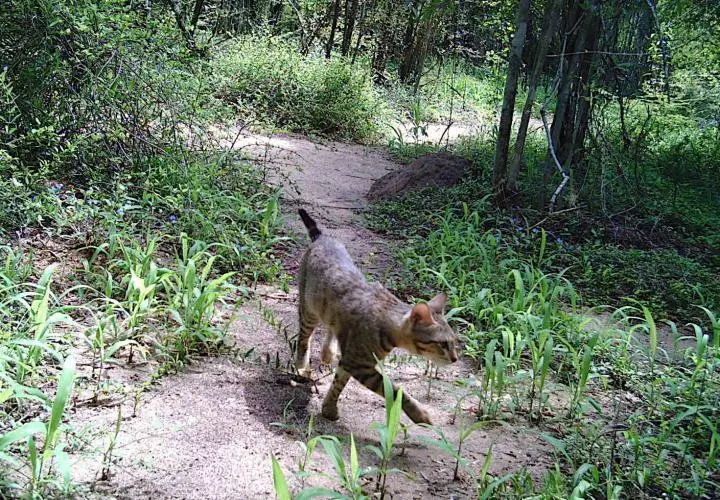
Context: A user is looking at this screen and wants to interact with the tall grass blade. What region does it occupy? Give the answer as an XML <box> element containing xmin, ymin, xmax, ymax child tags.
<box><xmin>44</xmin><ymin>354</ymin><xmax>76</xmax><ymax>461</ymax></box>
<box><xmin>271</xmin><ymin>454</ymin><xmax>292</xmax><ymax>500</ymax></box>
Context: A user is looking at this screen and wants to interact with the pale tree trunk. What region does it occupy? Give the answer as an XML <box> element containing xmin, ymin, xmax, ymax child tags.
<box><xmin>492</xmin><ymin>0</ymin><xmax>531</xmax><ymax>203</ymax></box>
<box><xmin>507</xmin><ymin>0</ymin><xmax>562</xmax><ymax>193</ymax></box>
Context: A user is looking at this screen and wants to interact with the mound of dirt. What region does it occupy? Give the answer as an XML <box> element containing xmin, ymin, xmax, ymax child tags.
<box><xmin>367</xmin><ymin>152</ymin><xmax>471</xmax><ymax>201</ymax></box>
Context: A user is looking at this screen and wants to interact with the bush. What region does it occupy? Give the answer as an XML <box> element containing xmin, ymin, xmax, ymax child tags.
<box><xmin>214</xmin><ymin>37</ymin><xmax>382</xmax><ymax>141</ymax></box>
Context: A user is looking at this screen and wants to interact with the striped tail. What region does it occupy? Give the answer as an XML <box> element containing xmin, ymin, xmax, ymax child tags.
<box><xmin>298</xmin><ymin>209</ymin><xmax>321</xmax><ymax>241</ymax></box>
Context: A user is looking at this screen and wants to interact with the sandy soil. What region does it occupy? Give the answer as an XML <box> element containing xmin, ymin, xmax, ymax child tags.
<box><xmin>66</xmin><ymin>130</ymin><xmax>556</xmax><ymax>499</ymax></box>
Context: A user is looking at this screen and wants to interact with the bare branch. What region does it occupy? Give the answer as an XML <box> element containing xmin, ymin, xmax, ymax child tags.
<box><xmin>541</xmin><ymin>107</ymin><xmax>570</xmax><ymax>214</ymax></box>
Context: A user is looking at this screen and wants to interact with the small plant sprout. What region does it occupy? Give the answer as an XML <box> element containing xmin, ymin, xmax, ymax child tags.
<box><xmin>367</xmin><ymin>374</ymin><xmax>405</xmax><ymax>499</ymax></box>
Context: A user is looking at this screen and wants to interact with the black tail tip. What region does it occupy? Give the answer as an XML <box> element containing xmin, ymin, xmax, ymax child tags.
<box><xmin>298</xmin><ymin>208</ymin><xmax>321</xmax><ymax>241</ymax></box>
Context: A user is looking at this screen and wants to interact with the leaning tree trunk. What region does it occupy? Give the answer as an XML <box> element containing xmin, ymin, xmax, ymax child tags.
<box><xmin>492</xmin><ymin>0</ymin><xmax>531</xmax><ymax>203</ymax></box>
<box><xmin>326</xmin><ymin>0</ymin><xmax>342</xmax><ymax>58</ymax></box>
<box><xmin>507</xmin><ymin>0</ymin><xmax>563</xmax><ymax>193</ymax></box>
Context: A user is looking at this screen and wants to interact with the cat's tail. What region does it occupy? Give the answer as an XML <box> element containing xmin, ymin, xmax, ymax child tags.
<box><xmin>298</xmin><ymin>208</ymin><xmax>322</xmax><ymax>241</ymax></box>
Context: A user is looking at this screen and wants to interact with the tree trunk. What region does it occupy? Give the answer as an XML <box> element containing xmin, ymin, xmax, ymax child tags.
<box><xmin>492</xmin><ymin>0</ymin><xmax>531</xmax><ymax>203</ymax></box>
<box><xmin>398</xmin><ymin>1</ymin><xmax>420</xmax><ymax>82</ymax></box>
<box><xmin>553</xmin><ymin>6</ymin><xmax>599</xmax><ymax>168</ymax></box>
<box><xmin>269</xmin><ymin>0</ymin><xmax>284</xmax><ymax>26</ymax></box>
<box><xmin>326</xmin><ymin>0</ymin><xmax>342</xmax><ymax>58</ymax></box>
<box><xmin>507</xmin><ymin>0</ymin><xmax>563</xmax><ymax>193</ymax></box>
<box><xmin>190</xmin><ymin>0</ymin><xmax>206</xmax><ymax>33</ymax></box>
<box><xmin>372</xmin><ymin>0</ymin><xmax>395</xmax><ymax>83</ymax></box>
<box><xmin>542</xmin><ymin>0</ymin><xmax>600</xmax><ymax>208</ymax></box>
<box><xmin>168</xmin><ymin>0</ymin><xmax>197</xmax><ymax>51</ymax></box>
<box><xmin>341</xmin><ymin>0</ymin><xmax>359</xmax><ymax>56</ymax></box>
<box><xmin>351</xmin><ymin>0</ymin><xmax>369</xmax><ymax>64</ymax></box>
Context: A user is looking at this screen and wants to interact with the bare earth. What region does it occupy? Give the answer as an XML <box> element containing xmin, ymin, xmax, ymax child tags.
<box><xmin>67</xmin><ymin>129</ymin><xmax>555</xmax><ymax>499</ymax></box>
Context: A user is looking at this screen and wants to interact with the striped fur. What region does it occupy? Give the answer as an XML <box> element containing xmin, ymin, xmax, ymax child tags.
<box><xmin>295</xmin><ymin>210</ymin><xmax>459</xmax><ymax>425</ymax></box>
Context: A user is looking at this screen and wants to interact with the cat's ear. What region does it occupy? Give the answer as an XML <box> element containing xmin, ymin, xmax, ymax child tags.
<box><xmin>410</xmin><ymin>303</ymin><xmax>434</xmax><ymax>326</ymax></box>
<box><xmin>427</xmin><ymin>293</ymin><xmax>447</xmax><ymax>313</ymax></box>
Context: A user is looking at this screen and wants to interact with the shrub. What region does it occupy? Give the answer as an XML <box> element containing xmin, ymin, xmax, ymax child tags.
<box><xmin>214</xmin><ymin>37</ymin><xmax>382</xmax><ymax>141</ymax></box>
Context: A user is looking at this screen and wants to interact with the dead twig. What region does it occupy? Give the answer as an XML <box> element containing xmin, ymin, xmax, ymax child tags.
<box><xmin>528</xmin><ymin>205</ymin><xmax>583</xmax><ymax>231</ymax></box>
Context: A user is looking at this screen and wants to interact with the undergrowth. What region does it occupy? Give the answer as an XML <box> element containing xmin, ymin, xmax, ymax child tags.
<box><xmin>363</xmin><ymin>199</ymin><xmax>720</xmax><ymax>497</ymax></box>
<box><xmin>0</xmin><ymin>4</ymin><xmax>286</xmax><ymax>494</ymax></box>
<box><xmin>371</xmin><ymin>125</ymin><xmax>720</xmax><ymax>322</ymax></box>
<box><xmin>0</xmin><ymin>229</ymin><xmax>245</xmax><ymax>494</ymax></box>
<box><xmin>360</xmin><ymin>121</ymin><xmax>720</xmax><ymax>496</ymax></box>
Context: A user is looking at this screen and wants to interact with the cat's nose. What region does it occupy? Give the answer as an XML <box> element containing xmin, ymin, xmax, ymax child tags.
<box><xmin>449</xmin><ymin>349</ymin><xmax>458</xmax><ymax>363</ymax></box>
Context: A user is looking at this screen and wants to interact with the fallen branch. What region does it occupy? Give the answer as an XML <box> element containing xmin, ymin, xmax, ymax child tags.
<box><xmin>541</xmin><ymin>108</ymin><xmax>570</xmax><ymax>213</ymax></box>
<box><xmin>528</xmin><ymin>205</ymin><xmax>583</xmax><ymax>231</ymax></box>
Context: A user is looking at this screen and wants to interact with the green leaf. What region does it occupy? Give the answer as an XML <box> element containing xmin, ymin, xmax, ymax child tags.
<box><xmin>271</xmin><ymin>454</ymin><xmax>292</xmax><ymax>500</ymax></box>
<box><xmin>349</xmin><ymin>433</ymin><xmax>359</xmax><ymax>479</ymax></box>
<box><xmin>44</xmin><ymin>355</ymin><xmax>76</xmax><ymax>460</ymax></box>
<box><xmin>54</xmin><ymin>447</ymin><xmax>72</xmax><ymax>490</ymax></box>
<box><xmin>0</xmin><ymin>421</ymin><xmax>46</xmax><ymax>451</ymax></box>
<box><xmin>296</xmin><ymin>487</ymin><xmax>346</xmax><ymax>500</ymax></box>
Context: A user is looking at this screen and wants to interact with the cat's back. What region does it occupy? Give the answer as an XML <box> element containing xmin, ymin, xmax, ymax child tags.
<box><xmin>302</xmin><ymin>234</ymin><xmax>365</xmax><ymax>288</ymax></box>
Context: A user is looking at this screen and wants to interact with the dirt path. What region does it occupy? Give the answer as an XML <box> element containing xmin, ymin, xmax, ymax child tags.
<box><xmin>68</xmin><ymin>132</ymin><xmax>554</xmax><ymax>499</ymax></box>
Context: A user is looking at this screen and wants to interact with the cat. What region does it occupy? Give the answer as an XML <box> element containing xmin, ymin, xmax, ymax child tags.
<box><xmin>295</xmin><ymin>208</ymin><xmax>459</xmax><ymax>425</ymax></box>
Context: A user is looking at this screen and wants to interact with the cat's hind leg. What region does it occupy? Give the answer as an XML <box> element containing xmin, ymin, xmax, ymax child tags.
<box><xmin>321</xmin><ymin>366</ymin><xmax>351</xmax><ymax>420</ymax></box>
<box><xmin>295</xmin><ymin>305</ymin><xmax>319</xmax><ymax>377</ymax></box>
<box><xmin>347</xmin><ymin>364</ymin><xmax>433</xmax><ymax>425</ymax></box>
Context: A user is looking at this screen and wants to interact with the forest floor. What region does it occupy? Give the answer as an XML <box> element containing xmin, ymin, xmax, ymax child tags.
<box><xmin>62</xmin><ymin>124</ymin><xmax>563</xmax><ymax>499</ymax></box>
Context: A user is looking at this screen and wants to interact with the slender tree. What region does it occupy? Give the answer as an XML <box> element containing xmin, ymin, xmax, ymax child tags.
<box><xmin>341</xmin><ymin>0</ymin><xmax>360</xmax><ymax>56</ymax></box>
<box><xmin>492</xmin><ymin>0</ymin><xmax>531</xmax><ymax>202</ymax></box>
<box><xmin>327</xmin><ymin>0</ymin><xmax>343</xmax><ymax>58</ymax></box>
<box><xmin>507</xmin><ymin>0</ymin><xmax>562</xmax><ymax>193</ymax></box>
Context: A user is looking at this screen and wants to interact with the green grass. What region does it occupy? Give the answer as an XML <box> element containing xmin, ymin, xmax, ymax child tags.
<box><xmin>364</xmin><ymin>198</ymin><xmax>719</xmax><ymax>497</ymax></box>
<box><xmin>0</xmin><ymin>227</ymin><xmax>253</xmax><ymax>495</ymax></box>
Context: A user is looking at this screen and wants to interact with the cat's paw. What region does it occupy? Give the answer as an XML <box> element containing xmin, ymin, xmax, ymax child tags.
<box><xmin>321</xmin><ymin>404</ymin><xmax>340</xmax><ymax>421</ymax></box>
<box><xmin>411</xmin><ymin>409</ymin><xmax>433</xmax><ymax>426</ymax></box>
<box><xmin>296</xmin><ymin>366</ymin><xmax>313</xmax><ymax>379</ymax></box>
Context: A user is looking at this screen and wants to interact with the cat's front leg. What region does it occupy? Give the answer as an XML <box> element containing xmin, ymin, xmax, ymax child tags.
<box><xmin>350</xmin><ymin>366</ymin><xmax>433</xmax><ymax>425</ymax></box>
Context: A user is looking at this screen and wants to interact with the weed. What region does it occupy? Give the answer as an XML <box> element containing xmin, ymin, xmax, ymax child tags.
<box><xmin>367</xmin><ymin>375</ymin><xmax>404</xmax><ymax>499</ymax></box>
<box><xmin>163</xmin><ymin>234</ymin><xmax>236</xmax><ymax>360</ymax></box>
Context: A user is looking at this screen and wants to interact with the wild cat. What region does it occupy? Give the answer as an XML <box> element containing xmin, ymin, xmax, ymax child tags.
<box><xmin>295</xmin><ymin>209</ymin><xmax>459</xmax><ymax>425</ymax></box>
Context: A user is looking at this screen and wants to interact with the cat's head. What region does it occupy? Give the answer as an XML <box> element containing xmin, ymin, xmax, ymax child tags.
<box><xmin>404</xmin><ymin>293</ymin><xmax>459</xmax><ymax>365</ymax></box>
